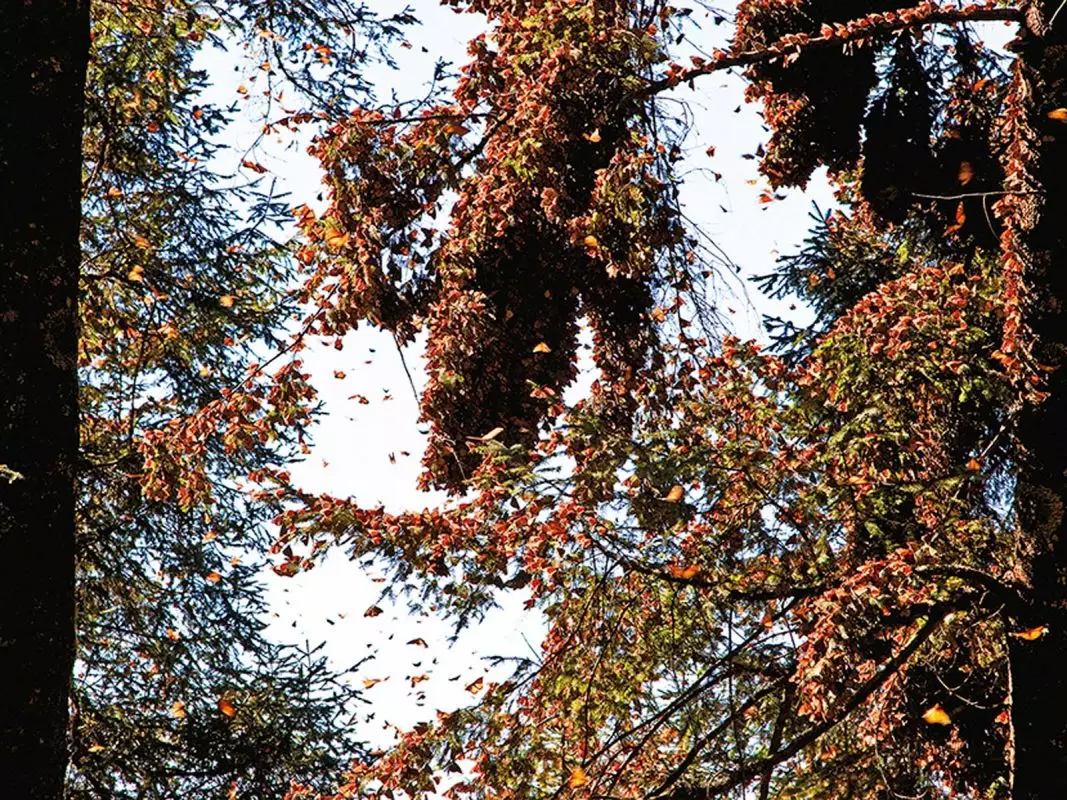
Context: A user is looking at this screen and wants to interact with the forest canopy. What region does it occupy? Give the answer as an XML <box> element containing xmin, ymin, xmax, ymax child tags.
<box><xmin>270</xmin><ymin>2</ymin><xmax>1067</xmax><ymax>798</ymax></box>
<box><xmin>7</xmin><ymin>0</ymin><xmax>1067</xmax><ymax>799</ymax></box>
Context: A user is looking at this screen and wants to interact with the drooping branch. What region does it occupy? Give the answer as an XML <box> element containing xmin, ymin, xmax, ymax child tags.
<box><xmin>647</xmin><ymin>3</ymin><xmax>1022</xmax><ymax>95</ymax></box>
<box><xmin>599</xmin><ymin>539</ymin><xmax>828</xmax><ymax>601</ymax></box>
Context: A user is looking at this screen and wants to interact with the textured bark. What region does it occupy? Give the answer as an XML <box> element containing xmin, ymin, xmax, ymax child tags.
<box><xmin>1009</xmin><ymin>3</ymin><xmax>1067</xmax><ymax>797</ymax></box>
<box><xmin>0</xmin><ymin>1</ymin><xmax>88</xmax><ymax>796</ymax></box>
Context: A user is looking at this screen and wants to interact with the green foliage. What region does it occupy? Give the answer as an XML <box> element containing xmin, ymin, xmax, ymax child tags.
<box><xmin>65</xmin><ymin>0</ymin><xmax>1065</xmax><ymax>798</ymax></box>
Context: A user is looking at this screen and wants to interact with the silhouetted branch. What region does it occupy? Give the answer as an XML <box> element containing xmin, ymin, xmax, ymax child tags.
<box><xmin>647</xmin><ymin>3</ymin><xmax>1022</xmax><ymax>95</ymax></box>
<box><xmin>653</xmin><ymin>607</ymin><xmax>947</xmax><ymax>799</ymax></box>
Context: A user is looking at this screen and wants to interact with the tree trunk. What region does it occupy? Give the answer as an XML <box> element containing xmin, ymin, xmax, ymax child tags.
<box><xmin>0</xmin><ymin>1</ymin><xmax>88</xmax><ymax>796</ymax></box>
<box><xmin>1009</xmin><ymin>390</ymin><xmax>1067</xmax><ymax>798</ymax></box>
<box><xmin>1008</xmin><ymin>3</ymin><xmax>1067</xmax><ymax>797</ymax></box>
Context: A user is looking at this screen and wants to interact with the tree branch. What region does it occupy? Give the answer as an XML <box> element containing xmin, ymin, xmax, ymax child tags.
<box><xmin>600</xmin><ymin>541</ymin><xmax>827</xmax><ymax>601</ymax></box>
<box><xmin>646</xmin><ymin>3</ymin><xmax>1023</xmax><ymax>96</ymax></box>
<box><xmin>646</xmin><ymin>678</ymin><xmax>791</xmax><ymax>800</ymax></box>
<box><xmin>915</xmin><ymin>563</ymin><xmax>1037</xmax><ymax>617</ymax></box>
<box><xmin>758</xmin><ymin>682</ymin><xmax>795</xmax><ymax>800</ymax></box>
<box><xmin>657</xmin><ymin>607</ymin><xmax>948</xmax><ymax>799</ymax></box>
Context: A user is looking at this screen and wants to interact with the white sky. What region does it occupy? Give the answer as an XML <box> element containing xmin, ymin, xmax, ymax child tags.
<box><xmin>202</xmin><ymin>0</ymin><xmax>837</xmax><ymax>753</ymax></box>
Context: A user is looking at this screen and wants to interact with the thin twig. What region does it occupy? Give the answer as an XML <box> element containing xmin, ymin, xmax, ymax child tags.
<box><xmin>393</xmin><ymin>332</ymin><xmax>420</xmax><ymax>405</ymax></box>
<box><xmin>1050</xmin><ymin>0</ymin><xmax>1067</xmax><ymax>30</ymax></box>
<box><xmin>911</xmin><ymin>189</ymin><xmax>1044</xmax><ymax>201</ymax></box>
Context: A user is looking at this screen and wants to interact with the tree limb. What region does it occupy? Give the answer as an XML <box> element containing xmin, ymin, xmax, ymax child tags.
<box><xmin>655</xmin><ymin>607</ymin><xmax>948</xmax><ymax>799</ymax></box>
<box><xmin>646</xmin><ymin>3</ymin><xmax>1022</xmax><ymax>96</ymax></box>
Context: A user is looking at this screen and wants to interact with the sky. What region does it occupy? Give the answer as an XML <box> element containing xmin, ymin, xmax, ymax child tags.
<box><xmin>202</xmin><ymin>0</ymin><xmax>838</xmax><ymax>754</ymax></box>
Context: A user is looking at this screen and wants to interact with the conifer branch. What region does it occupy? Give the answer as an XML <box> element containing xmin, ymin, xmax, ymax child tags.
<box><xmin>647</xmin><ymin>3</ymin><xmax>1023</xmax><ymax>95</ymax></box>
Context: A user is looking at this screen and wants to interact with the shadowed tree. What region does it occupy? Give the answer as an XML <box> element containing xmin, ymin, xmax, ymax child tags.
<box><xmin>4</xmin><ymin>0</ymin><xmax>415</xmax><ymax>796</ymax></box>
<box><xmin>0</xmin><ymin>2</ymin><xmax>88</xmax><ymax>796</ymax></box>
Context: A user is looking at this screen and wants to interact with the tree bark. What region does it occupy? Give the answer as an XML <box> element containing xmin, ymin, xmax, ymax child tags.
<box><xmin>0</xmin><ymin>1</ymin><xmax>88</xmax><ymax>796</ymax></box>
<box><xmin>1008</xmin><ymin>3</ymin><xmax>1067</xmax><ymax>797</ymax></box>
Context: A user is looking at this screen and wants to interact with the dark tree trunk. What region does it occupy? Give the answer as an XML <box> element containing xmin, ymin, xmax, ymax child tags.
<box><xmin>0</xmin><ymin>1</ymin><xmax>88</xmax><ymax>796</ymax></box>
<box><xmin>1010</xmin><ymin>392</ymin><xmax>1067</xmax><ymax>800</ymax></box>
<box><xmin>1008</xmin><ymin>3</ymin><xmax>1067</xmax><ymax>797</ymax></box>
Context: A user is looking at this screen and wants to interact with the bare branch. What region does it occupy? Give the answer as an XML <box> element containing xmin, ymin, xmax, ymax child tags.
<box><xmin>912</xmin><ymin>189</ymin><xmax>1045</xmax><ymax>201</ymax></box>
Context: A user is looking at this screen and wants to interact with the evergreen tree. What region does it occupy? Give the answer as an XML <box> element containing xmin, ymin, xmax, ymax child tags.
<box><xmin>1</xmin><ymin>1</ymin><xmax>88</xmax><ymax>796</ymax></box>
<box><xmin>5</xmin><ymin>0</ymin><xmax>415</xmax><ymax>795</ymax></box>
<box><xmin>70</xmin><ymin>0</ymin><xmax>420</xmax><ymax>795</ymax></box>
